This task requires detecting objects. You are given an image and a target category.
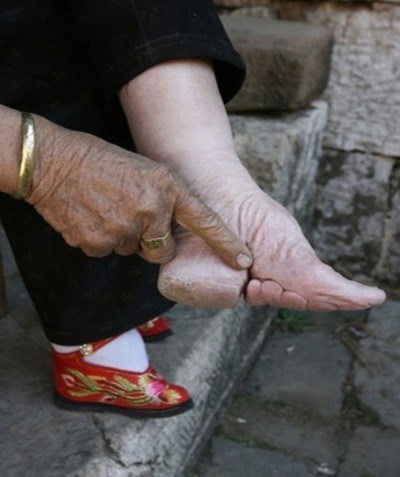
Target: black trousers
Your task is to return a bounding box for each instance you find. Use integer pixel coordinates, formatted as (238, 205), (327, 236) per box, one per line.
(0, 0), (245, 345)
(0, 194), (175, 345)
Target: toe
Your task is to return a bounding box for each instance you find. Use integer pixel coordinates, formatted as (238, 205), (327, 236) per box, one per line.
(246, 280), (308, 310)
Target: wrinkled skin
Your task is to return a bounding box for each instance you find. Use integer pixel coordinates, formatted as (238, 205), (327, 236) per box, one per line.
(24, 116), (252, 269)
(120, 58), (386, 312)
(159, 159), (386, 311)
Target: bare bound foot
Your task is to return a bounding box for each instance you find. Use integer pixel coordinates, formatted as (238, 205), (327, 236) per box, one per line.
(159, 225), (247, 308)
(159, 161), (386, 311)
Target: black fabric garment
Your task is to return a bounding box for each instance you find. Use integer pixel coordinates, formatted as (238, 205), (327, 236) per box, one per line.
(0, 0), (245, 345)
(63, 0), (245, 102)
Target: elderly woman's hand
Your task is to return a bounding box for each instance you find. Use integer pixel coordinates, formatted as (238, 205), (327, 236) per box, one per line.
(25, 115), (252, 268)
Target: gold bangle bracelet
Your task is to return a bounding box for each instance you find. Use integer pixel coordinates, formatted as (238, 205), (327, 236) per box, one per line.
(13, 112), (37, 200)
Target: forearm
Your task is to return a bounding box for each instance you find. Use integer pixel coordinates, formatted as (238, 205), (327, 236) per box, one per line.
(119, 59), (254, 189)
(0, 105), (24, 196)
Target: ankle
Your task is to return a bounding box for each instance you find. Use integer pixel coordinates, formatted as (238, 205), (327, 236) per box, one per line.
(51, 329), (149, 373)
(83, 329), (149, 373)
(52, 344), (80, 353)
(169, 149), (253, 190)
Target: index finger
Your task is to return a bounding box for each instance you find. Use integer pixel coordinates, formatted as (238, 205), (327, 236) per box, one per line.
(174, 189), (253, 270)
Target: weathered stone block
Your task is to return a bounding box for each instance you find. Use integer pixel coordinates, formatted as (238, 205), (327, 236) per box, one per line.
(230, 100), (327, 229)
(221, 16), (333, 111)
(277, 2), (400, 157)
(312, 150), (396, 284)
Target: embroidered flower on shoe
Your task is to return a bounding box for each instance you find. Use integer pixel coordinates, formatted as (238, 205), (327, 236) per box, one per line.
(145, 380), (167, 398)
(61, 373), (76, 387)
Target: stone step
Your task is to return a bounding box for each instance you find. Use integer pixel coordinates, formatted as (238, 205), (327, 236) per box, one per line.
(231, 101), (328, 231)
(221, 15), (333, 112)
(0, 101), (327, 477)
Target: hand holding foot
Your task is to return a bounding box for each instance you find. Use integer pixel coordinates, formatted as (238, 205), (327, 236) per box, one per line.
(159, 160), (386, 311)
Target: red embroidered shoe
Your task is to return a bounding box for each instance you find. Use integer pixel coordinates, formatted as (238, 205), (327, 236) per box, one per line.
(53, 337), (193, 418)
(137, 316), (173, 342)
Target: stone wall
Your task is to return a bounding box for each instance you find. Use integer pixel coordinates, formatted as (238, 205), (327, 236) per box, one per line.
(216, 0), (400, 294)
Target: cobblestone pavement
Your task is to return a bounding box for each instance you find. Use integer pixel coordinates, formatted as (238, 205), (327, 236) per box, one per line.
(193, 301), (400, 477)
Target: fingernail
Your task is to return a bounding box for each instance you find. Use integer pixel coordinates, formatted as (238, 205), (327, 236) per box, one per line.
(236, 252), (253, 268)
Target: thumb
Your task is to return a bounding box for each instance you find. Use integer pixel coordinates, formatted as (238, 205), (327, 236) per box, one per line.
(174, 188), (253, 270)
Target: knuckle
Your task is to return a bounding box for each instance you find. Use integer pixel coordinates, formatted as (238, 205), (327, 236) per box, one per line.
(153, 164), (185, 197)
(81, 245), (108, 257)
(153, 163), (175, 186)
(76, 231), (114, 257)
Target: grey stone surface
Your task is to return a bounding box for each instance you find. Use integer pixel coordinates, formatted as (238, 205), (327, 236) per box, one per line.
(354, 300), (400, 430)
(276, 2), (400, 157)
(197, 436), (316, 477)
(195, 299), (400, 476)
(312, 149), (396, 284)
(222, 16), (332, 112)
(338, 426), (400, 477)
(243, 329), (351, 419)
(220, 395), (345, 465)
(231, 100), (327, 229)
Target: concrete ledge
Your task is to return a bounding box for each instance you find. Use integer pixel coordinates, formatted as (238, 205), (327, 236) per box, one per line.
(0, 271), (273, 477)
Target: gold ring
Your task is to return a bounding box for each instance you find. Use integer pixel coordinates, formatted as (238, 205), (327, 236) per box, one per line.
(141, 230), (171, 250)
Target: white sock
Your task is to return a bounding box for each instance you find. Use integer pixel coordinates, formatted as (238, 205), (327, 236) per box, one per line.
(51, 328), (149, 373)
(52, 344), (80, 353)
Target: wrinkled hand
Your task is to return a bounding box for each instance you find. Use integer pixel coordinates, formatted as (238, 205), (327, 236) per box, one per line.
(25, 116), (252, 268)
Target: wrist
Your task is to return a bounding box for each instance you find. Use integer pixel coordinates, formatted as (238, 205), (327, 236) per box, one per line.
(0, 106), (23, 196)
(165, 148), (248, 179)
(25, 116), (81, 204)
(161, 149), (257, 199)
